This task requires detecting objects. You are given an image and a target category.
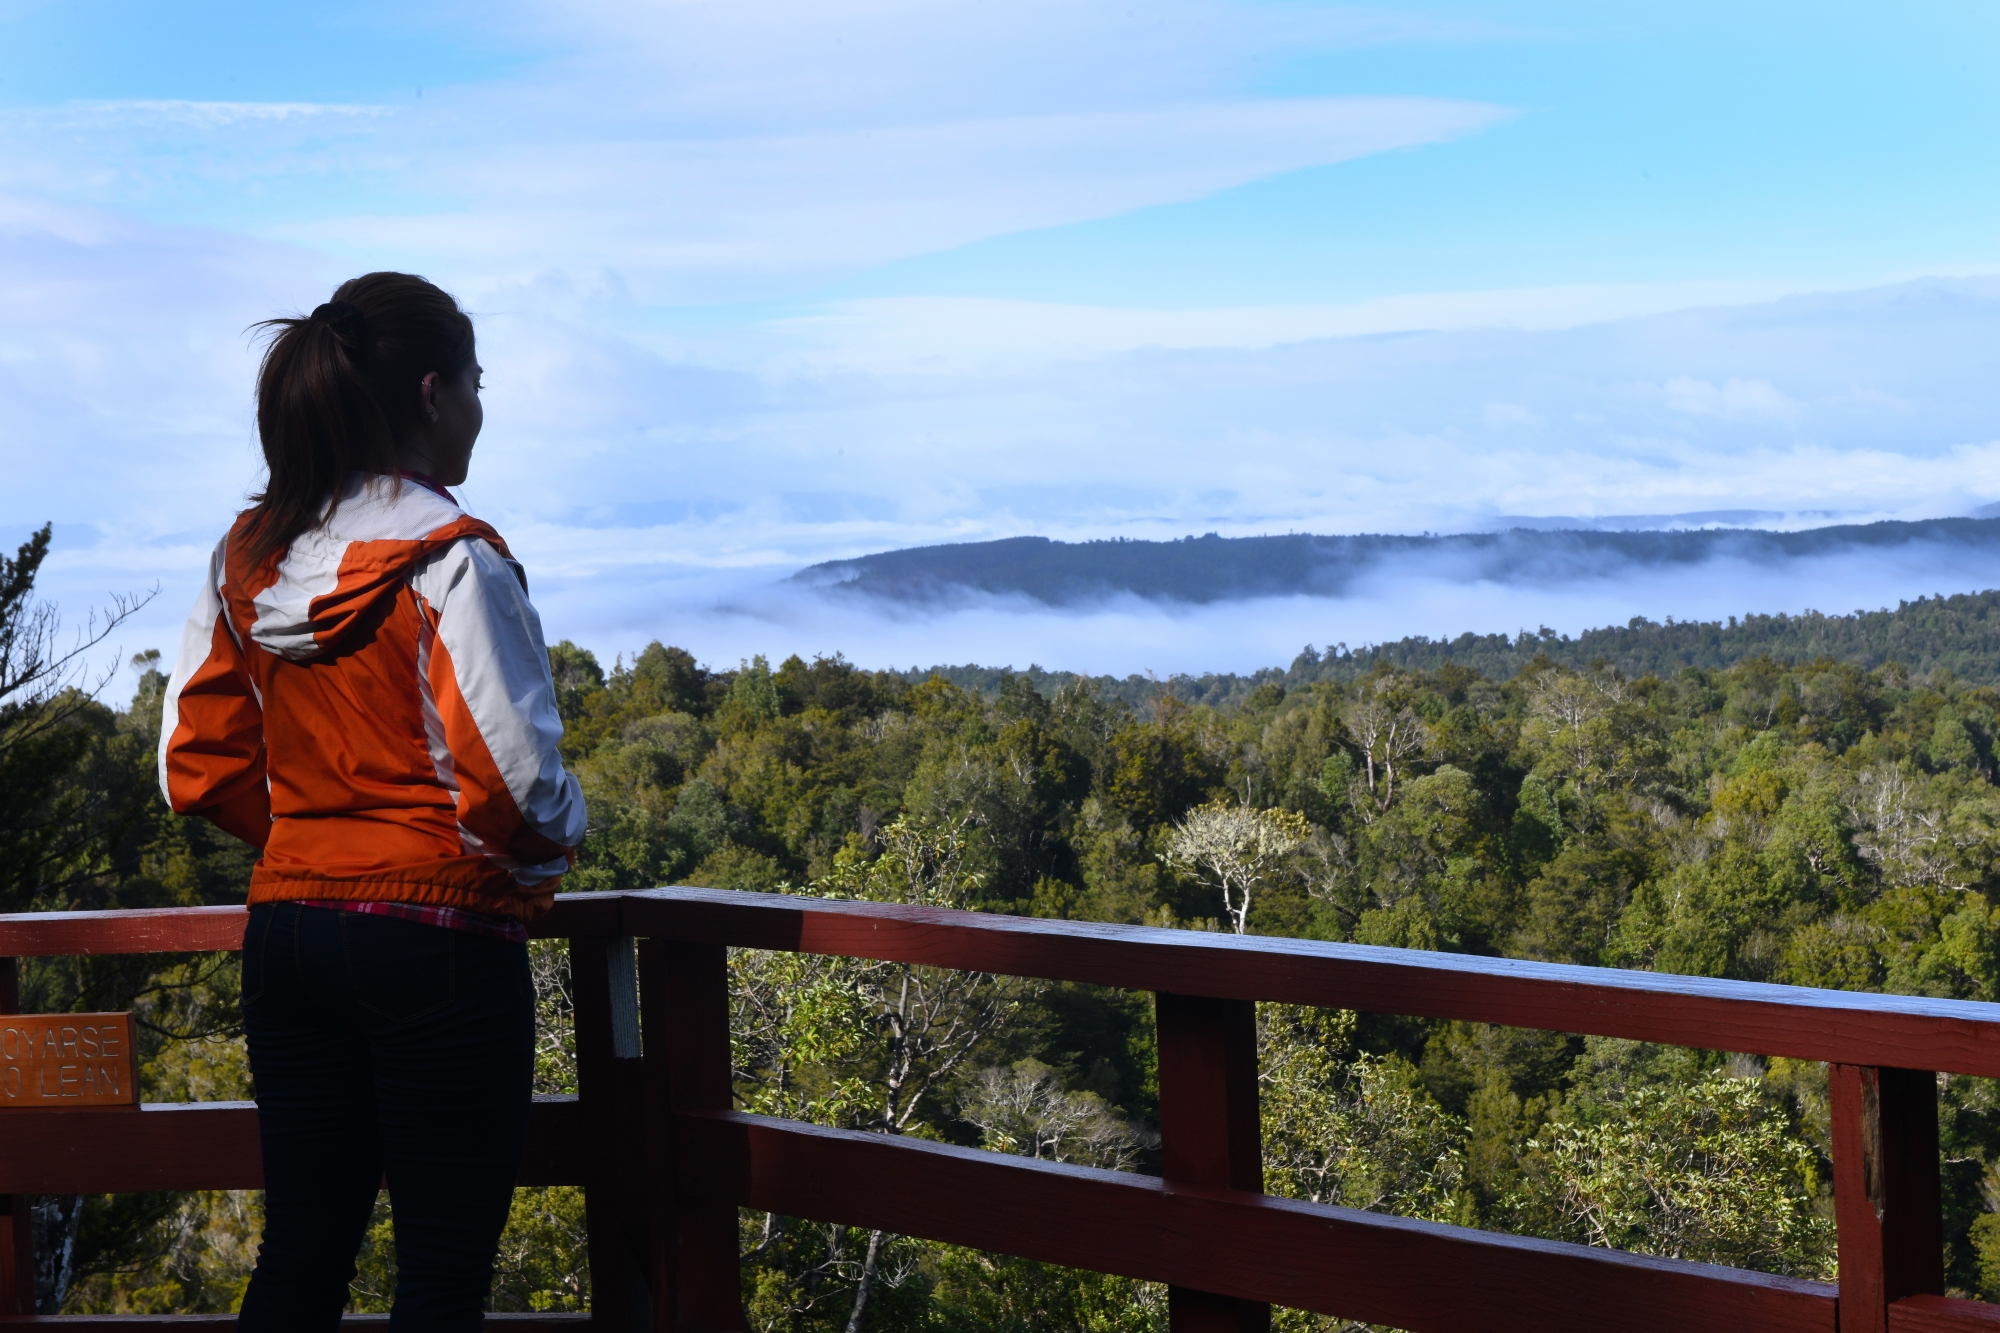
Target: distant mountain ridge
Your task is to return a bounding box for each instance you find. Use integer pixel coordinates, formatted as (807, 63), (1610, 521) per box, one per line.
(796, 517), (2000, 606)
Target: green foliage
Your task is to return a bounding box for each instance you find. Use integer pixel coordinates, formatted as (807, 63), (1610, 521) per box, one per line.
(1260, 1005), (1472, 1225)
(538, 633), (2000, 1313)
(0, 528), (263, 1314)
(924, 1248), (1165, 1333)
(491, 1188), (592, 1313)
(34, 491), (2000, 1324)
(1517, 1068), (1835, 1278)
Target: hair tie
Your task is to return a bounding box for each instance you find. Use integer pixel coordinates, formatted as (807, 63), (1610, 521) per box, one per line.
(309, 301), (367, 349)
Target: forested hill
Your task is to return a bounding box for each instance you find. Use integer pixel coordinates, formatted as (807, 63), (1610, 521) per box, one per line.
(908, 588), (2000, 709)
(796, 517), (2000, 605)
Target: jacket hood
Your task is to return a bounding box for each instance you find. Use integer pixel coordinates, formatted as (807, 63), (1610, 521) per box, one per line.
(230, 474), (511, 661)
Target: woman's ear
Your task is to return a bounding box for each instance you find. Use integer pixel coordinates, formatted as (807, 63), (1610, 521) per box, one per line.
(420, 371), (440, 424)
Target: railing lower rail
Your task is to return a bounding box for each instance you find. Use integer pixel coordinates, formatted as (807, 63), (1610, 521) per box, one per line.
(0, 889), (1992, 1331)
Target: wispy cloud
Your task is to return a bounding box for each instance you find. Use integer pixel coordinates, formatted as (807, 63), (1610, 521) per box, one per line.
(34, 100), (393, 127)
(0, 0), (1515, 301)
(1662, 376), (1801, 422)
(1, 93), (1507, 303)
(756, 281), (1785, 373)
(502, 0), (1482, 129)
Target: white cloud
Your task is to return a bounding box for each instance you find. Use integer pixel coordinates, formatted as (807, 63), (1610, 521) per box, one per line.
(1483, 402), (1540, 428)
(499, 0), (1485, 131)
(1662, 375), (1802, 422)
(442, 278), (2000, 565)
(752, 281), (1785, 373)
(16, 262), (2000, 682)
(0, 196), (335, 541)
(39, 101), (392, 129)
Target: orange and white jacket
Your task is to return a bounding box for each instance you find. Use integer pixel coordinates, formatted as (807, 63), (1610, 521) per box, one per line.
(159, 475), (586, 920)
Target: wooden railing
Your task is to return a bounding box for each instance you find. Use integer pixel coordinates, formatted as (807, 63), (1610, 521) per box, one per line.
(0, 889), (1996, 1329)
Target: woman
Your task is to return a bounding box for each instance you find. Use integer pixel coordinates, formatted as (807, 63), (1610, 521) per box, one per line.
(159, 272), (586, 1330)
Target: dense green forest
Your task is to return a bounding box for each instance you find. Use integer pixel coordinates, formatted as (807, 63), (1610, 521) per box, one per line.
(918, 587), (2000, 710)
(548, 631), (2000, 1326)
(21, 517), (2000, 1326)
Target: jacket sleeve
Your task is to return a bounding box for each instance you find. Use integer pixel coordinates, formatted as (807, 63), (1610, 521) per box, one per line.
(159, 536), (271, 848)
(410, 537), (586, 885)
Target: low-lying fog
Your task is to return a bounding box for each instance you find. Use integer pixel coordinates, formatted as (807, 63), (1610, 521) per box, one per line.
(521, 537), (2000, 677)
(16, 274), (2000, 685)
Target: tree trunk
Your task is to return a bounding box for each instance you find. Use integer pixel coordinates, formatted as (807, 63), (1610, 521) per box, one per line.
(843, 1228), (885, 1333)
(33, 1194), (82, 1314)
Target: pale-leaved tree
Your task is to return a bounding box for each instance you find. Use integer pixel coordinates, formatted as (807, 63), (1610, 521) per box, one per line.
(1523, 668), (1630, 812)
(961, 1059), (1156, 1171)
(1845, 764), (1975, 893)
(1343, 685), (1431, 819)
(1162, 803), (1311, 933)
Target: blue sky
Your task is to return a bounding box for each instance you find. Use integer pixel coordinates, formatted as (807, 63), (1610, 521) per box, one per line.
(849, 3), (2000, 306)
(4, 1), (2000, 675)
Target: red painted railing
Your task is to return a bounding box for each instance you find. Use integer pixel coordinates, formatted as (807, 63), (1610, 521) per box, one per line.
(0, 889), (1997, 1330)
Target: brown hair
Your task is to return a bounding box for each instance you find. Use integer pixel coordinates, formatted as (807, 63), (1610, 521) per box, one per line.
(242, 272), (476, 566)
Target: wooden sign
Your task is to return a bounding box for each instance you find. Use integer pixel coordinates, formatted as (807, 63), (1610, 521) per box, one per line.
(0, 1013), (135, 1108)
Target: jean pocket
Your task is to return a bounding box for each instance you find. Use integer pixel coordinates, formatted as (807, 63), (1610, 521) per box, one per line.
(239, 903), (276, 1009)
(341, 913), (456, 1022)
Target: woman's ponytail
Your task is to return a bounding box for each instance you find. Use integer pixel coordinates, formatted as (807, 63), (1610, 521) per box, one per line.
(243, 273), (475, 567)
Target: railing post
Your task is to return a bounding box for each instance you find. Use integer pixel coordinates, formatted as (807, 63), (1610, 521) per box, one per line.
(575, 935), (652, 1330)
(0, 956), (32, 1316)
(1832, 1064), (1943, 1333)
(638, 938), (745, 1332)
(1155, 991), (1269, 1333)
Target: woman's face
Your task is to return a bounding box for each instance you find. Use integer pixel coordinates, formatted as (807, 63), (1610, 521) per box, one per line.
(412, 359), (484, 486)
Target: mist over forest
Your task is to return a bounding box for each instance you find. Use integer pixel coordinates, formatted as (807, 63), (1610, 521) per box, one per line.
(31, 277), (2000, 686)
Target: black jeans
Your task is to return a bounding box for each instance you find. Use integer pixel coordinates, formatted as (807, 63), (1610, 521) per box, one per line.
(237, 902), (534, 1332)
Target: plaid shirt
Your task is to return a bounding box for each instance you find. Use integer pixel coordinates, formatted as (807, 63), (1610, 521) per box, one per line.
(298, 899), (529, 944)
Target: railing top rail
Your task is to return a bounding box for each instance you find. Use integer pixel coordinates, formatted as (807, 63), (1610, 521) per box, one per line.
(619, 888), (2000, 1077)
(0, 896), (626, 957)
(6, 889), (2000, 1076)
(0, 903), (251, 956)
